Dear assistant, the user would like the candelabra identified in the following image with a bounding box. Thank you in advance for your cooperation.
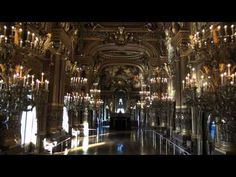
[150,66,171,101]
[0,44,49,123]
[70,67,88,90]
[139,84,151,107]
[183,67,211,108]
[185,22,236,112]
[0,23,47,54]
[0,66,32,124]
[216,76,236,151]
[136,84,150,127]
[149,66,173,130]
[0,39,49,148]
[89,83,103,127]
[65,66,89,130]
[182,60,236,153]
[190,23,236,50]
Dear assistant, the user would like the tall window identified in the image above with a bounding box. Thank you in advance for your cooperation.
[63,107,69,133]
[21,106,37,146]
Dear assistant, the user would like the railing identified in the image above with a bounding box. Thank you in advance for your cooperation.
[143,129,191,155]
[46,127,191,155]
[55,137,72,152]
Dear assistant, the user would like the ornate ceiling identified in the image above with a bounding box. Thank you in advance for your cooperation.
[71,22,170,94]
[10,22,171,95]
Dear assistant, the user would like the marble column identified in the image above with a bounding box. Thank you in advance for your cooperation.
[180,112,191,136]
[169,101,175,138]
[190,106,198,154]
[140,108,144,127]
[174,57,182,133]
[67,109,74,134]
[166,102,170,128]
[92,109,96,128]
[191,105,198,138]
[160,110,167,128]
[196,110,208,155]
[202,111,209,155]
[70,109,80,130]
[173,55,181,134]
[171,38,189,131]
[175,112,181,133]
[35,91,49,153]
[47,52,65,139]
[215,117,221,148]
[179,55,189,134]
[196,110,202,155]
[75,105,88,138]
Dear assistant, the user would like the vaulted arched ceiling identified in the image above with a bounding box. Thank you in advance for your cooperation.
[72,22,169,93]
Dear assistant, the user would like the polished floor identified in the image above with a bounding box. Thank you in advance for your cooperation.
[55,128,162,155]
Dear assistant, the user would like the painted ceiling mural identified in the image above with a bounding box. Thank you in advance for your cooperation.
[100,65,142,91]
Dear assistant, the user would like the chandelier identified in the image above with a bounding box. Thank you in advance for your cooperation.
[139,84,151,108]
[70,67,88,89]
[65,66,89,112]
[149,66,172,102]
[89,83,103,109]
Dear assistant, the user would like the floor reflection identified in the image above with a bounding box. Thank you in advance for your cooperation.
[61,128,160,155]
